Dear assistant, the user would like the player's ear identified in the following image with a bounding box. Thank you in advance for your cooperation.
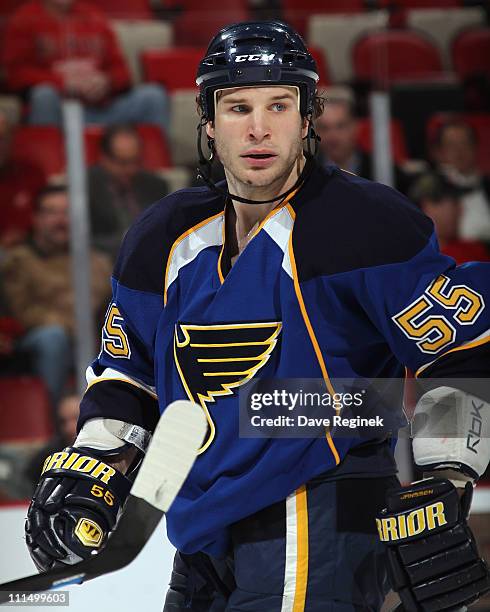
[301,116,308,139]
[205,121,215,139]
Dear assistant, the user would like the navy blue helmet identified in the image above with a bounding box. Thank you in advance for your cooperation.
[196,21,319,121]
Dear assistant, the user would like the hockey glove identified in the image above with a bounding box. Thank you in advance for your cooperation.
[25,447,131,572]
[377,478,490,612]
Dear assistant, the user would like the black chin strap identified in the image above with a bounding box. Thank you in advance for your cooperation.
[196,116,320,205]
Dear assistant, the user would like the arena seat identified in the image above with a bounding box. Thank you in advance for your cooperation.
[0,317,24,346]
[0,377,53,444]
[352,30,444,84]
[407,7,485,69]
[11,126,64,177]
[427,112,490,174]
[141,47,204,91]
[452,28,490,79]
[156,166,192,193]
[84,124,172,169]
[283,0,364,37]
[170,3,250,47]
[111,20,173,83]
[0,0,21,17]
[357,117,409,164]
[309,46,331,87]
[170,90,199,166]
[138,124,172,168]
[99,0,152,19]
[84,126,103,166]
[0,0,20,40]
[308,11,389,83]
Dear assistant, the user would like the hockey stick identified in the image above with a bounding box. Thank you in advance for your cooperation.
[0,400,207,604]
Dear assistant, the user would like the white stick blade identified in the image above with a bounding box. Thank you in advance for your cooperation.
[130,400,207,512]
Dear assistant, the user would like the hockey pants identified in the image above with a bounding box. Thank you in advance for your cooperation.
[163,474,398,611]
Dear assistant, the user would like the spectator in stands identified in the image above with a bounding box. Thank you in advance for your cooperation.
[2,0,169,133]
[1,185,111,405]
[88,124,169,259]
[24,392,80,492]
[410,173,489,265]
[431,119,490,243]
[315,90,410,193]
[0,110,46,249]
[315,91,370,178]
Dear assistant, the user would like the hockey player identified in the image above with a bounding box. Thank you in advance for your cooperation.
[26,21,490,611]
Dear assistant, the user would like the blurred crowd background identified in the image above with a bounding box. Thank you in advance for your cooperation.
[0,0,489,559]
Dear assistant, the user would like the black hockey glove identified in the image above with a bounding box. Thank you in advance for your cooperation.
[377,478,490,611]
[25,447,131,572]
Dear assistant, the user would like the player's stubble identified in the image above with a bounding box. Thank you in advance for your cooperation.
[213,118,306,201]
[215,129,304,199]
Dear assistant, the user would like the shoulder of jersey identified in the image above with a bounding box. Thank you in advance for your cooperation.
[113,186,225,294]
[291,164,434,279]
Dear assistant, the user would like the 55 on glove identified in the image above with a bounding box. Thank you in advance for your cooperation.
[377,478,490,612]
[26,447,131,572]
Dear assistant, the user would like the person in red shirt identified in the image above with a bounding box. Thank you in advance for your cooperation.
[2,0,168,133]
[0,110,46,249]
[410,172,490,264]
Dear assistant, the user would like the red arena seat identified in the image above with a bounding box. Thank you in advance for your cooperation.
[357,117,409,164]
[141,47,204,91]
[309,46,331,87]
[352,30,444,84]
[452,28,490,80]
[283,0,364,37]
[85,124,172,169]
[97,0,152,19]
[138,124,172,169]
[84,125,104,166]
[427,112,490,174]
[11,126,64,177]
[166,0,249,46]
[0,0,22,31]
[0,377,54,444]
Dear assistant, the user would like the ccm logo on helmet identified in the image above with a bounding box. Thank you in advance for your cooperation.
[376,501,448,542]
[235,53,276,62]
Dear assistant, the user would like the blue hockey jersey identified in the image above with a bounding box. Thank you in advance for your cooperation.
[79,164,490,556]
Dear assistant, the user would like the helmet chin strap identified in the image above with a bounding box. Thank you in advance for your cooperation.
[196,115,320,205]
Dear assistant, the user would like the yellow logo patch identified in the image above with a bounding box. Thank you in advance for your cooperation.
[74,518,103,548]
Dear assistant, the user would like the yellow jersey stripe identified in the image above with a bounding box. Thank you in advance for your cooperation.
[85,376,157,399]
[292,485,309,612]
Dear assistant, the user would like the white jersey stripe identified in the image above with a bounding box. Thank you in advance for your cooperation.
[263,206,295,279]
[281,489,299,612]
[166,214,224,296]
